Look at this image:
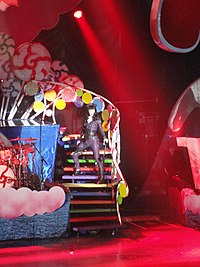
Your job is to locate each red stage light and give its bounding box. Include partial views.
[74,10,82,19]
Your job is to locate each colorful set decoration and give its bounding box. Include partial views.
[0,186,65,218]
[0,32,129,202]
[0,32,15,80]
[12,42,51,82]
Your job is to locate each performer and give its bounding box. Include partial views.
[72,103,108,183]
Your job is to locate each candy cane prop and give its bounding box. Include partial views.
[0,96,5,120]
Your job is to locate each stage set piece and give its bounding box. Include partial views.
[166,77,200,229]
[0,36,128,239]
[143,77,200,229]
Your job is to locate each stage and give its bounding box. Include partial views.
[0,216,200,267]
[1,1,200,265]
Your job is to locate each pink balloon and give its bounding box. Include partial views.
[60,86,76,102]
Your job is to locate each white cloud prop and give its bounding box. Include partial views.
[182,188,200,214]
[0,186,66,219]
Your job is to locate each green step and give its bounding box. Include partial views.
[70,208,117,214]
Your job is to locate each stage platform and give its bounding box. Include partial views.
[0,216,200,267]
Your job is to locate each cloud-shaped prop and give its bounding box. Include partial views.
[0,0,82,46]
[0,186,66,218]
[182,188,200,215]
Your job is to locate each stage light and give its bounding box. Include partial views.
[74,10,82,19]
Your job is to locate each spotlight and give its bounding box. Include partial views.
[74,10,82,19]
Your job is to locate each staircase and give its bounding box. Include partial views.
[60,139,123,234]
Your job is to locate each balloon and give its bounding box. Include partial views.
[55,99,66,110]
[107,104,113,113]
[33,101,45,112]
[74,97,84,108]
[1,78,21,97]
[119,182,127,198]
[44,89,57,101]
[24,81,39,96]
[110,110,118,130]
[34,91,44,102]
[82,92,92,104]
[102,121,109,132]
[60,86,76,102]
[92,97,105,112]
[102,109,109,121]
[45,109,53,117]
[76,89,83,97]
[118,194,123,205]
[12,42,51,81]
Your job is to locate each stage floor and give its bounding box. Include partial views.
[0,216,200,267]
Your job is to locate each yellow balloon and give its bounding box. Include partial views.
[119,182,127,198]
[82,92,92,104]
[44,90,57,101]
[55,99,66,110]
[33,101,45,112]
[102,109,109,121]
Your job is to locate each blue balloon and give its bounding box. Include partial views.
[92,98,104,112]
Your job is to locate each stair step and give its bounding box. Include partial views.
[63,183,115,188]
[71,191,112,197]
[62,174,111,180]
[70,216,119,223]
[62,134,80,141]
[65,149,112,156]
[63,167,112,172]
[70,200,115,205]
[72,223,124,232]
